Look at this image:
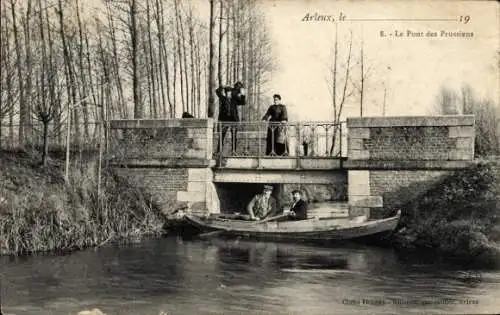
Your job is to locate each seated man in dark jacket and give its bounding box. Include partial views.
[285,190,308,220]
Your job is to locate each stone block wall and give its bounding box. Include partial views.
[347,115,475,161]
[345,115,475,219]
[108,119,213,163]
[108,119,219,216]
[113,167,219,216]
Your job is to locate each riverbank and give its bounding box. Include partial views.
[0,150,168,255]
[392,159,500,268]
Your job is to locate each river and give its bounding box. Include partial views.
[1,237,499,315]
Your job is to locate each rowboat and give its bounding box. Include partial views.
[184,210,401,243]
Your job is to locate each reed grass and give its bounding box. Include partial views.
[0,151,167,255]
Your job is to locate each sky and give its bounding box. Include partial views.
[258,0,499,121]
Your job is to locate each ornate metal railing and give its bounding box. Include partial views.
[213,121,346,160]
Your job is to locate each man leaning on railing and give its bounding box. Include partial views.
[215,82,246,154]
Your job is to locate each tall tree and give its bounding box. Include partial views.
[207,0,216,118]
[129,0,142,118]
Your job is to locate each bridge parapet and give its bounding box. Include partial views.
[345,115,475,219]
[108,119,213,165]
[346,115,475,163]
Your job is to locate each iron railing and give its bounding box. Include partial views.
[213,121,346,160]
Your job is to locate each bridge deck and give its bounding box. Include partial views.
[214,156,345,170]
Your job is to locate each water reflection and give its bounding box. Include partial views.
[1,237,499,315]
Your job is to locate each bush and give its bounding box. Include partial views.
[395,161,500,266]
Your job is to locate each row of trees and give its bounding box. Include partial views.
[0,0,276,153]
[435,85,500,157]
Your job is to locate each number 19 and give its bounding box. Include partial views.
[459,15,471,24]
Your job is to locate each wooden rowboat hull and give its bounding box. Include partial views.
[184,211,401,243]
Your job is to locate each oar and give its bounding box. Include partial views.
[256,212,290,224]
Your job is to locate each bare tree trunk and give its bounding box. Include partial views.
[218,0,224,86]
[85,31,98,123]
[45,0,59,146]
[1,3,11,148]
[225,2,231,84]
[76,0,90,139]
[97,26,110,122]
[360,38,365,117]
[38,0,48,164]
[57,0,80,148]
[207,0,216,118]
[106,3,125,119]
[130,0,142,118]
[23,2,33,147]
[173,37,178,117]
[196,42,202,116]
[232,1,238,81]
[146,0,158,118]
[10,0,26,146]
[173,0,189,113]
[329,27,353,155]
[187,7,196,115]
[143,26,154,118]
[177,2,190,113]
[155,0,167,117]
[157,0,173,117]
[248,17,254,120]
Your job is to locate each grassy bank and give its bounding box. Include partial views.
[0,150,167,255]
[393,160,500,268]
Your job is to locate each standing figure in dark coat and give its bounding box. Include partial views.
[215,82,246,154]
[262,94,288,156]
[285,190,308,220]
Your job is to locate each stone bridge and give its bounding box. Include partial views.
[107,115,475,219]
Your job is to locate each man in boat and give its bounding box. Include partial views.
[247,185,278,221]
[283,190,308,220]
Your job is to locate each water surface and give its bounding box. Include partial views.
[1,237,499,314]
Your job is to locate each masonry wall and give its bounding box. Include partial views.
[345,115,475,219]
[347,116,475,161]
[108,119,219,216]
[109,119,213,163]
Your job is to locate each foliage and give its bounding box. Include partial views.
[395,161,500,267]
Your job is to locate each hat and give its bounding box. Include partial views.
[263,185,273,191]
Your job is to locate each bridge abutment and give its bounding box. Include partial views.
[108,119,220,215]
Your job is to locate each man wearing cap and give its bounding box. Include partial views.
[284,190,308,220]
[247,185,278,220]
[215,81,246,155]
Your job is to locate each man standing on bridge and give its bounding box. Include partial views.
[215,82,246,155]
